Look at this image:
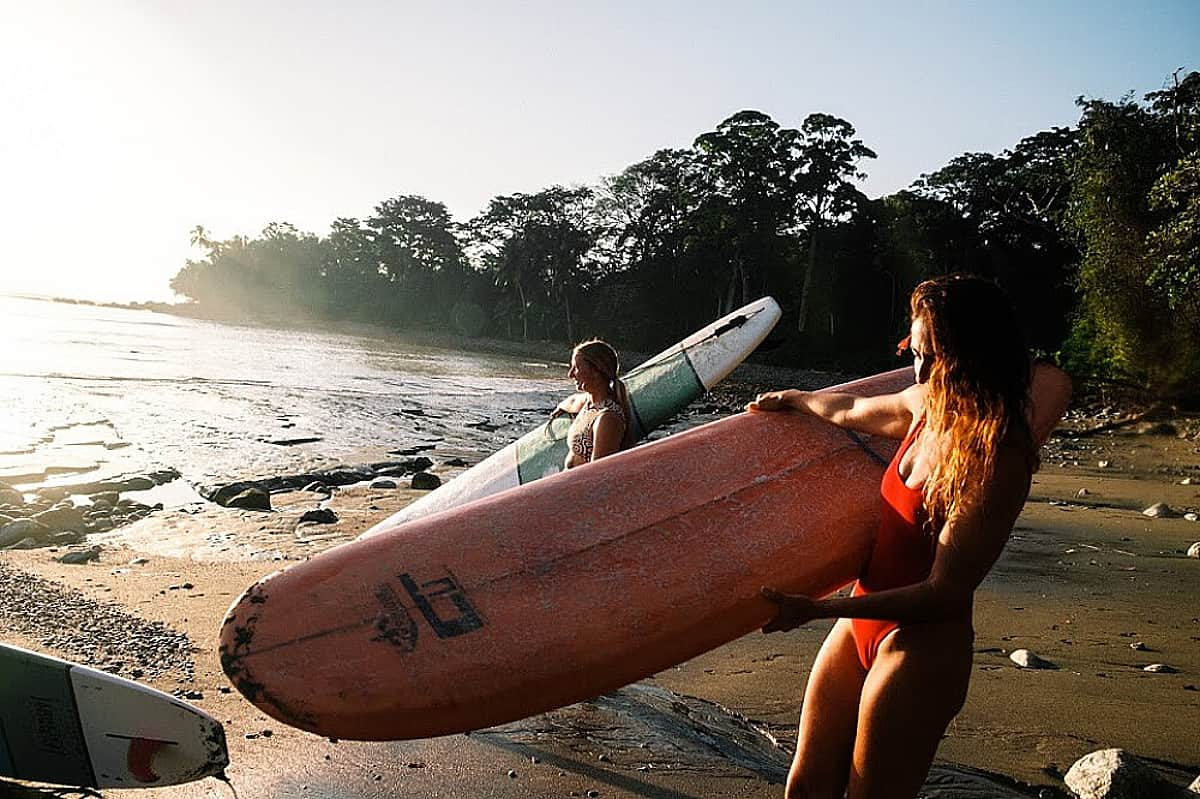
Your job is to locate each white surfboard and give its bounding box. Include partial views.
[361,296,782,536]
[0,642,228,789]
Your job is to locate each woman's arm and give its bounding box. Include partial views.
[762,439,1033,631]
[589,411,626,461]
[747,383,924,440]
[550,392,589,419]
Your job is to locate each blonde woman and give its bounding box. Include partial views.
[552,340,636,469]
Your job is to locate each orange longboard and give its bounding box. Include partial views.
[219,365,1069,741]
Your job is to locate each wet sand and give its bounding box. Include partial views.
[1,414,1198,797]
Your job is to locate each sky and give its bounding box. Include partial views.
[0,1,1196,303]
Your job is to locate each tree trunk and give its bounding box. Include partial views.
[798,225,819,333]
[564,292,574,345]
[518,283,528,341]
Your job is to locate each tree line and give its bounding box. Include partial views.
[171,71,1200,400]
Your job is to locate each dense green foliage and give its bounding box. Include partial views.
[172,73,1200,400]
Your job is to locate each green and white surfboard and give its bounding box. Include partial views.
[362,296,781,536]
[0,642,228,789]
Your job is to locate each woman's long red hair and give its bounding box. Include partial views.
[911,275,1035,528]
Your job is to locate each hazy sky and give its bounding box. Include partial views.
[1,1,1196,302]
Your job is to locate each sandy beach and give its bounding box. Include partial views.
[1,398,1198,798]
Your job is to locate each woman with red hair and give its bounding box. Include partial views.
[748,274,1068,799]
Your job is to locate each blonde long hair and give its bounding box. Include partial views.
[573,339,636,450]
[911,275,1035,527]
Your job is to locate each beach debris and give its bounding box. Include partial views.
[227,488,272,511]
[55,545,101,565]
[1065,748,1189,799]
[1129,642,1147,651]
[1189,774,1200,793]
[1009,649,1056,669]
[1141,502,1174,518]
[1185,513,1198,523]
[299,508,338,524]
[1182,477,1194,485]
[1098,460,1111,468]
[1142,663,1178,673]
[369,479,397,489]
[1188,543,1200,558]
[411,472,442,490]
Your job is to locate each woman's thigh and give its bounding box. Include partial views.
[848,621,974,799]
[787,618,867,799]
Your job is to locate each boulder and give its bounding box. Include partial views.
[56,546,102,565]
[1142,502,1174,518]
[34,505,86,533]
[1010,649,1056,669]
[0,518,50,548]
[1065,748,1190,798]
[299,508,338,525]
[227,488,272,511]
[35,486,71,502]
[411,472,442,491]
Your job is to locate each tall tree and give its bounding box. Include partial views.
[792,113,877,334]
[693,111,801,313]
[1066,88,1197,394]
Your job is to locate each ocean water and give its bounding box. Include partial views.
[0,295,570,501]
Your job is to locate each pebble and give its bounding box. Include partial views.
[0,563,195,681]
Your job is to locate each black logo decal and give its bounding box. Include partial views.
[372,583,419,652]
[399,571,484,639]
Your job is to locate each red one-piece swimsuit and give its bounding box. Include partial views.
[850,416,943,670]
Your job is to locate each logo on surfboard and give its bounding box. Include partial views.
[373,569,484,652]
